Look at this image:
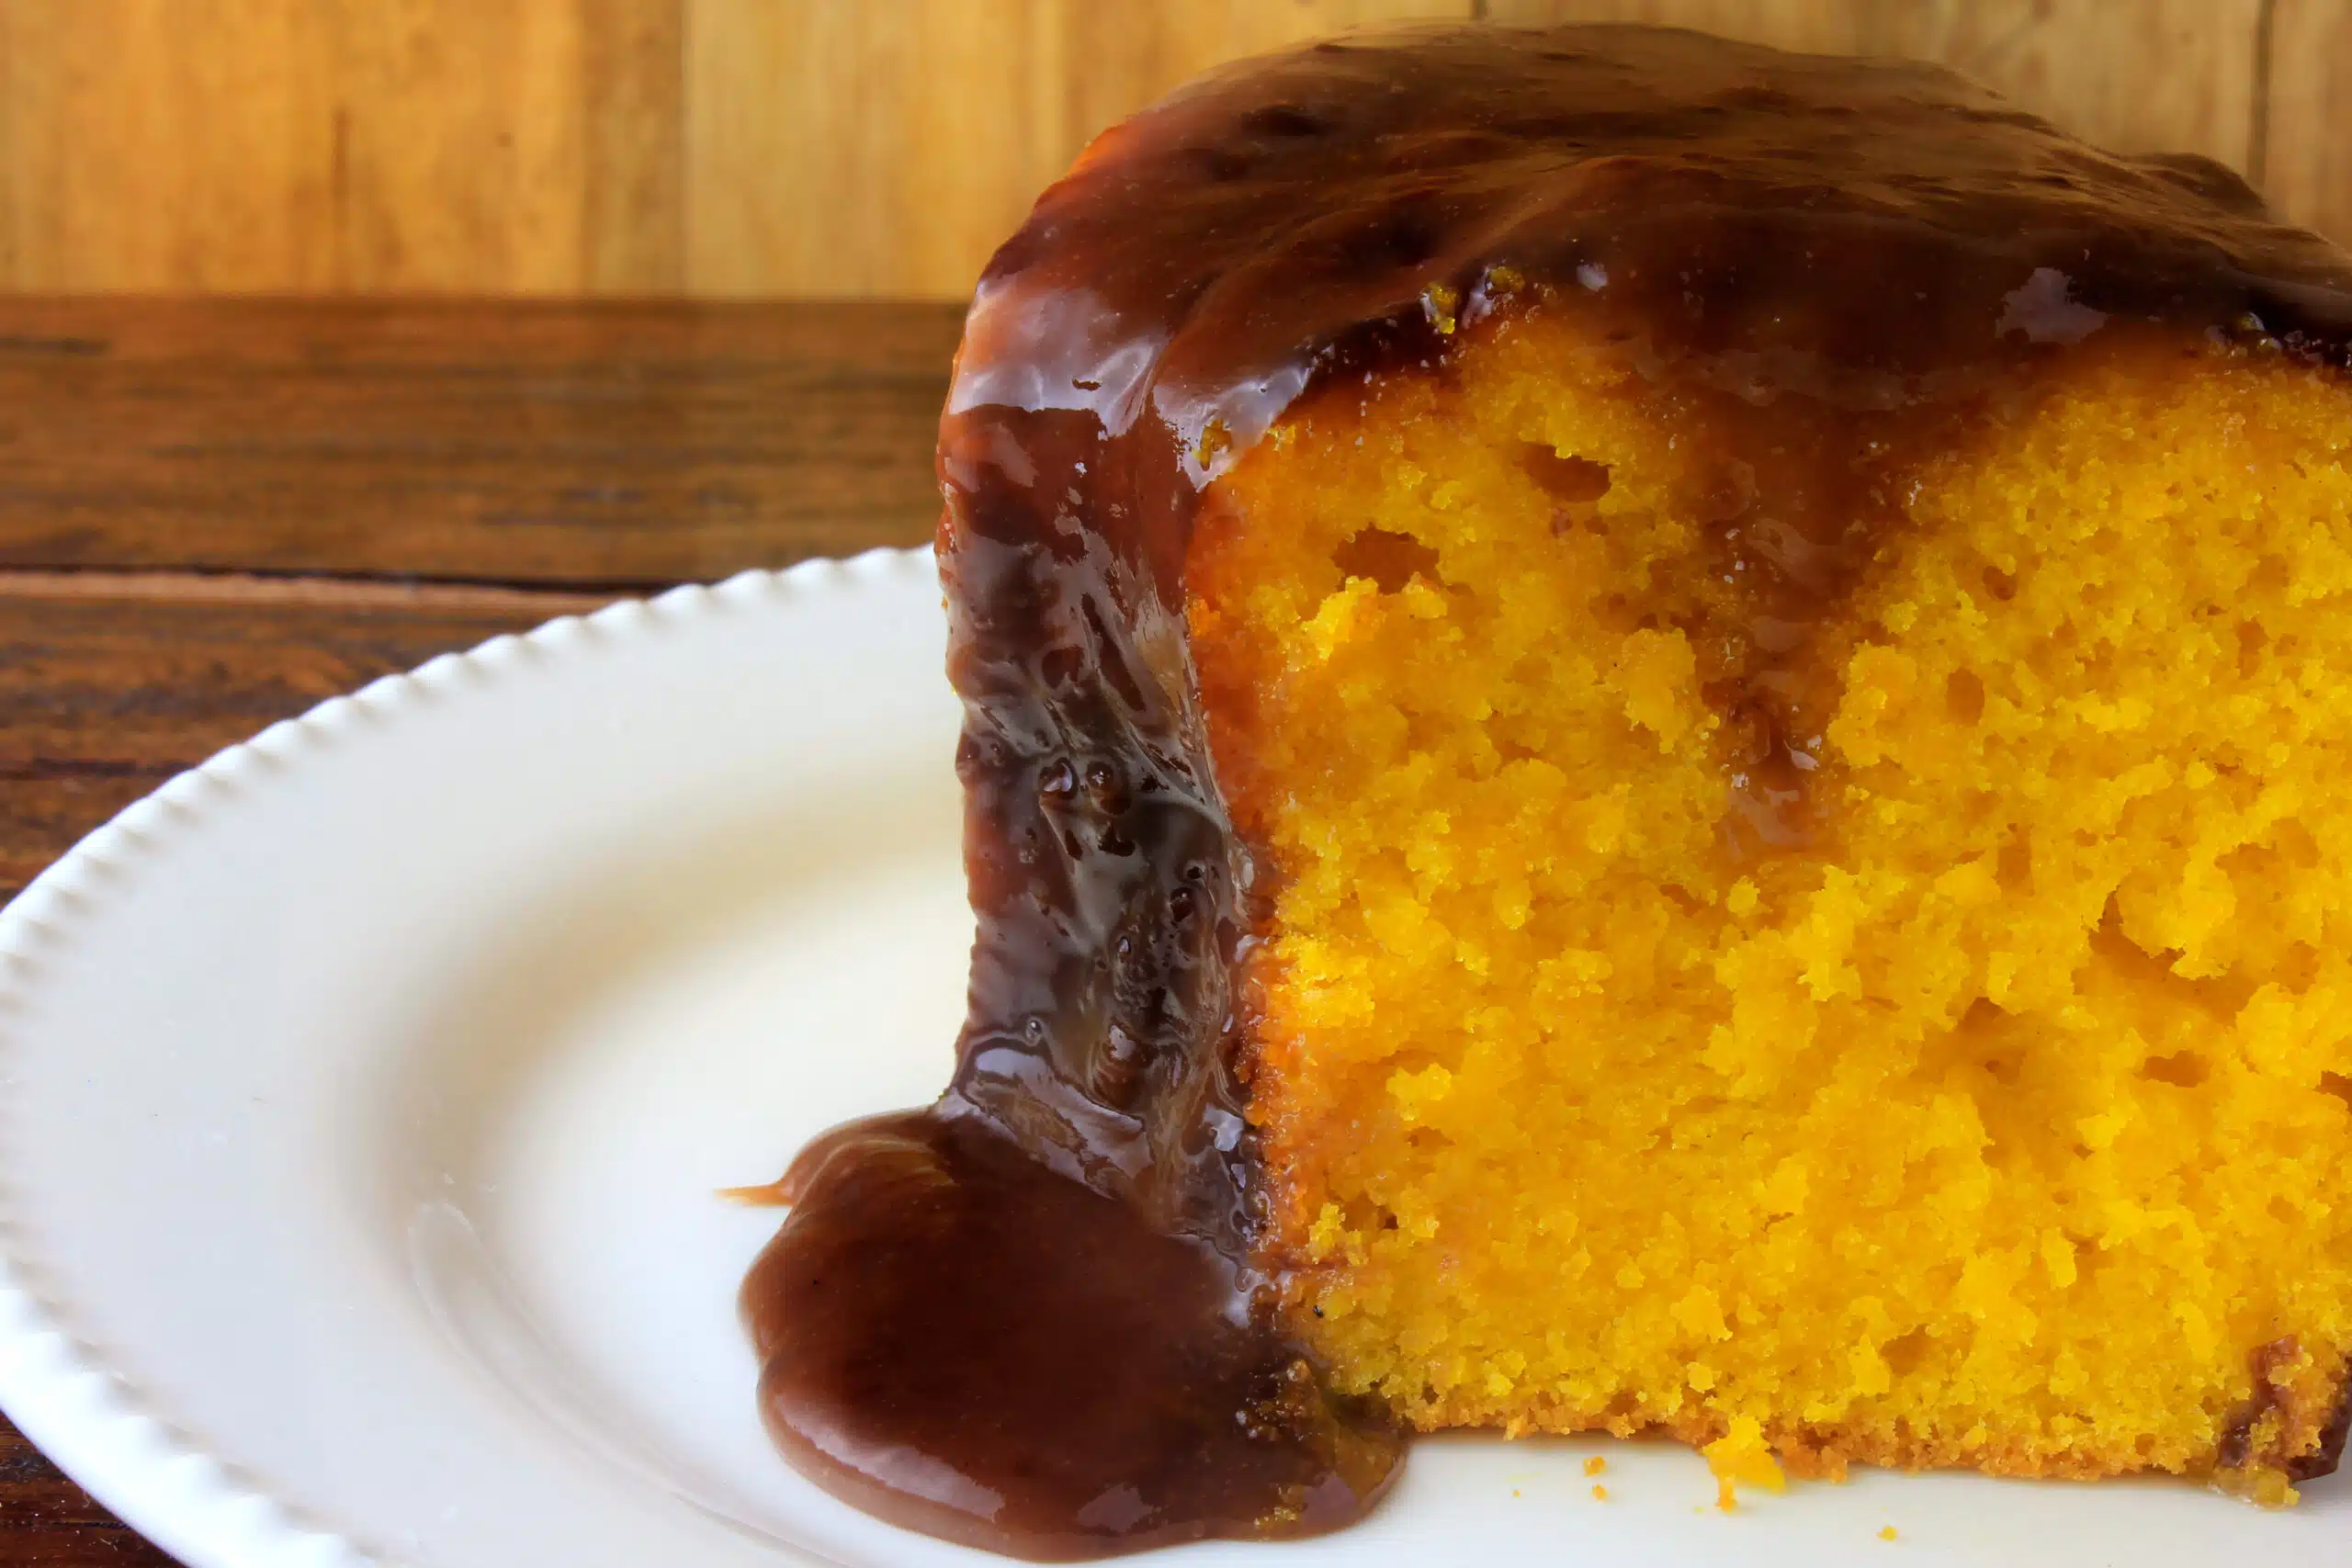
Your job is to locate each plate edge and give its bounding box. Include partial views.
[0,547,940,1568]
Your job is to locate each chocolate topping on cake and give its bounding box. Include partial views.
[741,23,2352,1558]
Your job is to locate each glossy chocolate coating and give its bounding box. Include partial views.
[743,22,2352,1560]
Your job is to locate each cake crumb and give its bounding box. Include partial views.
[1584,1455,1608,1476]
[1703,1417,1786,1510]
[1590,1483,1609,1501]
[1202,309,2352,1490]
[1880,1525,1898,1541]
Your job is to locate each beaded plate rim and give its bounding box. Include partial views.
[0,547,939,1568]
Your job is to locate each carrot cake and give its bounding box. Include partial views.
[743,21,2352,1558]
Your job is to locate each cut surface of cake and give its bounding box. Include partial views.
[742,21,2352,1559]
[1198,317,2352,1493]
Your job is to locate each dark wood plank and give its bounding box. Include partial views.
[0,299,959,586]
[0,577,599,893]
[0,1421,177,1565]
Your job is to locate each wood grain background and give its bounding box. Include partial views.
[0,0,2341,301]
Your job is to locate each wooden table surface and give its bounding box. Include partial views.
[0,296,961,1563]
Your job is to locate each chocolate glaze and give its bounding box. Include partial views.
[746,1114,1396,1558]
[743,22,2352,1557]
[2218,1338,2352,1482]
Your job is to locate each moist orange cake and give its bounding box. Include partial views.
[744,22,2352,1558]
[1196,314,2352,1503]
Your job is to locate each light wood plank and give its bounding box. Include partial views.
[1481,0,1880,53]
[0,0,2315,297]
[1486,0,2264,168]
[582,0,689,292]
[0,1,338,290]
[1060,0,1472,158]
[684,1,1063,301]
[1889,0,2262,169]
[322,0,689,290]
[2267,0,2352,250]
[0,0,684,294]
[684,0,1469,300]
[325,0,592,289]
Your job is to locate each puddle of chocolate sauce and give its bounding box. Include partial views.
[745,1112,1397,1559]
[742,21,2352,1561]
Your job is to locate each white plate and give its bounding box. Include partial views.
[0,546,2343,1568]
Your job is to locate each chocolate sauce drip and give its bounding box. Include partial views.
[742,22,2352,1558]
